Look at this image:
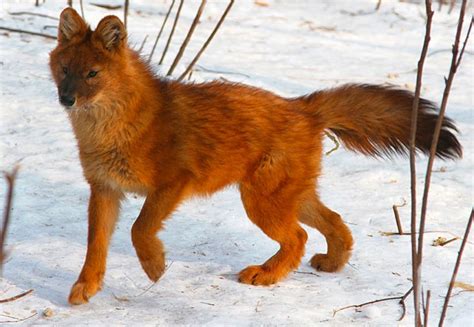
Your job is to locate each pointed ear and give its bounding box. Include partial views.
[93,15,127,51]
[58,8,88,44]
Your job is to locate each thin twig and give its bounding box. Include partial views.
[376,0,382,11]
[324,131,340,156]
[137,35,148,54]
[148,0,176,63]
[439,209,473,326]
[90,3,122,10]
[178,0,234,81]
[79,0,85,20]
[8,12,58,20]
[418,2,469,326]
[392,199,407,235]
[0,312,37,324]
[423,289,431,327]
[123,0,130,29]
[333,287,413,321]
[1,167,19,274]
[448,0,456,14]
[167,0,207,76]
[398,286,414,321]
[159,0,184,65]
[0,289,33,303]
[194,64,250,78]
[455,17,473,71]
[0,26,56,39]
[409,1,433,325]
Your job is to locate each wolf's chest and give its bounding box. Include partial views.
[80,147,147,194]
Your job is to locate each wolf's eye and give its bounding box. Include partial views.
[87,70,98,78]
[62,67,68,74]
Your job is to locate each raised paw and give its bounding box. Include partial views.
[238,265,282,286]
[139,255,165,282]
[68,280,101,305]
[310,253,346,272]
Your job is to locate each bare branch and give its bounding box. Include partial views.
[409,1,433,324]
[439,209,473,326]
[324,131,340,156]
[416,2,469,325]
[137,35,148,54]
[455,17,473,71]
[124,0,129,30]
[0,289,33,303]
[9,12,58,20]
[375,0,382,11]
[90,3,122,10]
[159,0,184,65]
[1,167,19,274]
[333,287,413,321]
[178,0,234,81]
[423,289,431,327]
[167,0,207,76]
[148,0,176,63]
[0,26,57,39]
[392,198,407,235]
[79,0,85,20]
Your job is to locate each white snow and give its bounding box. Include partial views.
[0,0,472,325]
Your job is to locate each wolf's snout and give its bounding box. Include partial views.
[60,95,76,107]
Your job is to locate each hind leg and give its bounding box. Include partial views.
[238,181,308,285]
[299,192,353,272]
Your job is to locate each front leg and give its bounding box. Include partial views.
[131,182,188,282]
[69,184,122,305]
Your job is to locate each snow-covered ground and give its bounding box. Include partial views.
[0,0,472,325]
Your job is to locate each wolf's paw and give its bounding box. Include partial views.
[68,280,101,305]
[140,256,165,282]
[238,265,281,286]
[310,253,345,272]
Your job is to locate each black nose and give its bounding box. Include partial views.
[60,95,76,107]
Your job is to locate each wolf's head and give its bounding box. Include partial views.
[49,8,128,109]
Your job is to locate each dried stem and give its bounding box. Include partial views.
[417,2,469,325]
[79,0,85,20]
[324,131,340,156]
[167,0,207,76]
[9,12,58,20]
[409,1,433,324]
[392,199,407,235]
[455,17,473,71]
[439,209,473,326]
[1,167,19,274]
[376,0,382,11]
[159,0,184,65]
[423,289,431,327]
[0,289,33,303]
[0,26,57,39]
[148,0,176,63]
[333,287,413,321]
[124,0,130,30]
[137,35,148,54]
[178,0,234,81]
[448,0,456,14]
[90,3,122,10]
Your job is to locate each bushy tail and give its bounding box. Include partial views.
[298,84,462,159]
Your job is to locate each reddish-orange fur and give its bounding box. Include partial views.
[49,9,462,305]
